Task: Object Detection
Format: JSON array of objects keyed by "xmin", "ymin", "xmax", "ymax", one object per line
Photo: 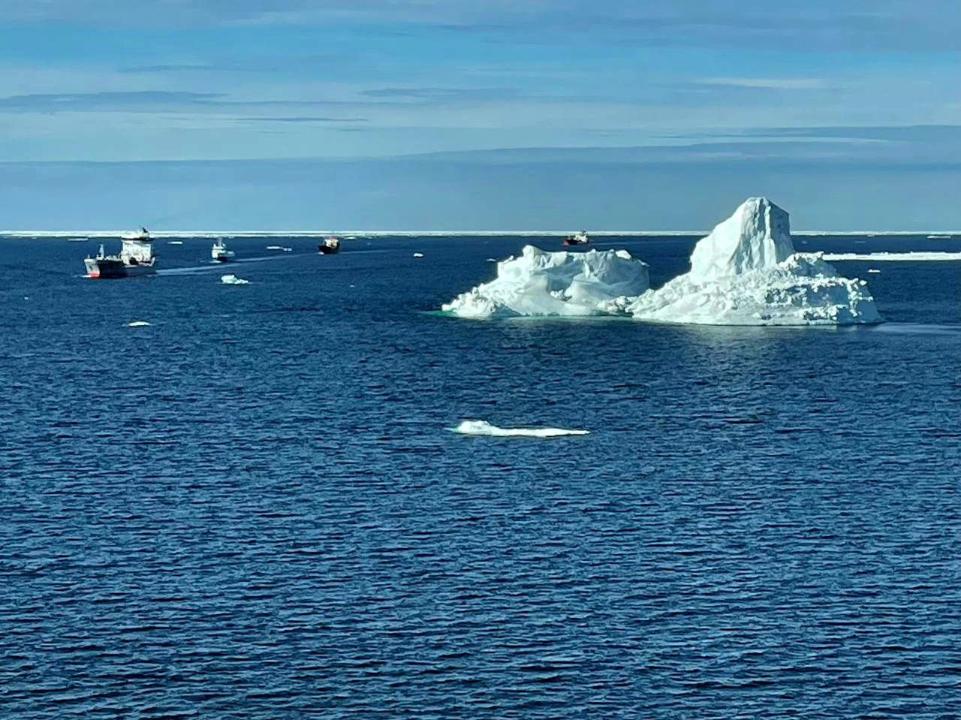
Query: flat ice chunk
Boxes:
[
  {"xmin": 221, "ymin": 274, "xmax": 249, "ymax": 285},
  {"xmin": 127, "ymin": 321, "xmax": 151, "ymax": 327},
  {"xmin": 443, "ymin": 245, "xmax": 650, "ymax": 318},
  {"xmin": 823, "ymin": 252, "xmax": 961, "ymax": 262},
  {"xmin": 618, "ymin": 198, "xmax": 881, "ymax": 326},
  {"xmin": 452, "ymin": 420, "xmax": 589, "ymax": 437}
]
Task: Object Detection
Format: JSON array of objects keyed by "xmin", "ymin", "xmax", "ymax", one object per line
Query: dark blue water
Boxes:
[{"xmin": 2, "ymin": 234, "xmax": 961, "ymax": 718}]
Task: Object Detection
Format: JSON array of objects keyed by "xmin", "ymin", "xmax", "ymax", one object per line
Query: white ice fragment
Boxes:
[
  {"xmin": 442, "ymin": 245, "xmax": 650, "ymax": 318},
  {"xmin": 452, "ymin": 420, "xmax": 589, "ymax": 438},
  {"xmin": 221, "ymin": 274, "xmax": 249, "ymax": 285},
  {"xmin": 413, "ymin": 252, "xmax": 425, "ymax": 258},
  {"xmin": 868, "ymin": 268, "xmax": 881, "ymax": 274},
  {"xmin": 127, "ymin": 321, "xmax": 151, "ymax": 327}
]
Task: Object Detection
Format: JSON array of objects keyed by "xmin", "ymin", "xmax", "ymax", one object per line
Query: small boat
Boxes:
[
  {"xmin": 318, "ymin": 236, "xmax": 341, "ymax": 255},
  {"xmin": 84, "ymin": 228, "xmax": 157, "ymax": 279},
  {"xmin": 211, "ymin": 238, "xmax": 235, "ymax": 262},
  {"xmin": 563, "ymin": 230, "xmax": 590, "ymax": 246}
]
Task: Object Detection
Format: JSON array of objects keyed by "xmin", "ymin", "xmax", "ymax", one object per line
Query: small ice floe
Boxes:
[
  {"xmin": 486, "ymin": 257, "xmax": 497, "ymax": 262},
  {"xmin": 167, "ymin": 240, "xmax": 184, "ymax": 245},
  {"xmin": 283, "ymin": 247, "xmax": 293, "ymax": 252},
  {"xmin": 266, "ymin": 245, "xmax": 284, "ymax": 250},
  {"xmin": 127, "ymin": 320, "xmax": 151, "ymax": 327},
  {"xmin": 868, "ymin": 268, "xmax": 881, "ymax": 274},
  {"xmin": 452, "ymin": 420, "xmax": 589, "ymax": 438},
  {"xmin": 413, "ymin": 252, "xmax": 424, "ymax": 258},
  {"xmin": 221, "ymin": 274, "xmax": 249, "ymax": 285}
]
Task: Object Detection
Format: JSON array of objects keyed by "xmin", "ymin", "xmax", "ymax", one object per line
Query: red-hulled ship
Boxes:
[
  {"xmin": 318, "ymin": 236, "xmax": 341, "ymax": 254},
  {"xmin": 84, "ymin": 228, "xmax": 157, "ymax": 279}
]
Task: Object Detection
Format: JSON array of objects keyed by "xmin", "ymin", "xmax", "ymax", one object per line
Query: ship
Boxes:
[
  {"xmin": 563, "ymin": 230, "xmax": 590, "ymax": 246},
  {"xmin": 84, "ymin": 228, "xmax": 157, "ymax": 279},
  {"xmin": 318, "ymin": 235, "xmax": 341, "ymax": 254},
  {"xmin": 211, "ymin": 238, "xmax": 235, "ymax": 262}
]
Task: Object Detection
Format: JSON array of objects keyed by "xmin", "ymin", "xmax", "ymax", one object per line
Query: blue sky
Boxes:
[{"xmin": 2, "ymin": 1, "xmax": 961, "ymax": 229}]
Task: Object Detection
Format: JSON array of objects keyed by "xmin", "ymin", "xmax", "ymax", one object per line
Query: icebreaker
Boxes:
[
  {"xmin": 619, "ymin": 198, "xmax": 881, "ymax": 325},
  {"xmin": 442, "ymin": 245, "xmax": 650, "ymax": 318}
]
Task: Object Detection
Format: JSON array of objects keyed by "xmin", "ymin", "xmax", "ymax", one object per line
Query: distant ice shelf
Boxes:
[{"xmin": 823, "ymin": 252, "xmax": 961, "ymax": 262}]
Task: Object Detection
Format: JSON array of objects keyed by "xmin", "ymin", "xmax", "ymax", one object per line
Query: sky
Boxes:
[{"xmin": 2, "ymin": 0, "xmax": 961, "ymax": 230}]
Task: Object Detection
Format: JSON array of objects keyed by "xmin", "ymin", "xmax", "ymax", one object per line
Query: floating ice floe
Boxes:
[
  {"xmin": 127, "ymin": 320, "xmax": 151, "ymax": 327},
  {"xmin": 443, "ymin": 197, "xmax": 880, "ymax": 326},
  {"xmin": 221, "ymin": 274, "xmax": 249, "ymax": 285},
  {"xmin": 413, "ymin": 252, "xmax": 425, "ymax": 258},
  {"xmin": 452, "ymin": 420, "xmax": 589, "ymax": 438},
  {"xmin": 822, "ymin": 251, "xmax": 961, "ymax": 262},
  {"xmin": 442, "ymin": 245, "xmax": 650, "ymax": 318}
]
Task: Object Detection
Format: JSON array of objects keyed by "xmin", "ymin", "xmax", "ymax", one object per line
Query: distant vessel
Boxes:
[
  {"xmin": 563, "ymin": 231, "xmax": 590, "ymax": 246},
  {"xmin": 319, "ymin": 236, "xmax": 341, "ymax": 254},
  {"xmin": 211, "ymin": 238, "xmax": 235, "ymax": 262},
  {"xmin": 84, "ymin": 228, "xmax": 157, "ymax": 279}
]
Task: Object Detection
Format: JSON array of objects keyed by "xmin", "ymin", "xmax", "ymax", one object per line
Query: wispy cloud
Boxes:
[
  {"xmin": 238, "ymin": 116, "xmax": 369, "ymax": 123},
  {"xmin": 697, "ymin": 77, "xmax": 830, "ymax": 90},
  {"xmin": 0, "ymin": 91, "xmax": 221, "ymax": 112},
  {"xmin": 361, "ymin": 87, "xmax": 518, "ymax": 102},
  {"xmin": 0, "ymin": 91, "xmax": 396, "ymax": 114}
]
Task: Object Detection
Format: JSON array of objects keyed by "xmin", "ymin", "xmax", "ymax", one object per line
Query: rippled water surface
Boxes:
[{"xmin": 2, "ymin": 234, "xmax": 961, "ymax": 718}]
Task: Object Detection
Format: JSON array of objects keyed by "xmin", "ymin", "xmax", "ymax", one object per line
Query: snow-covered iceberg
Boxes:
[
  {"xmin": 442, "ymin": 245, "xmax": 650, "ymax": 318},
  {"xmin": 221, "ymin": 274, "xmax": 249, "ymax": 285},
  {"xmin": 615, "ymin": 197, "xmax": 881, "ymax": 325}
]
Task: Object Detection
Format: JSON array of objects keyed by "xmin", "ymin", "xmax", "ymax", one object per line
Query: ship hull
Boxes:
[
  {"xmin": 318, "ymin": 245, "xmax": 340, "ymax": 255},
  {"xmin": 84, "ymin": 258, "xmax": 156, "ymax": 279}
]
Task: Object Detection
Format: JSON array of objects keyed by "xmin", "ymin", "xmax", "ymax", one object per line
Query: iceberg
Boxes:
[
  {"xmin": 452, "ymin": 420, "xmax": 589, "ymax": 438},
  {"xmin": 618, "ymin": 198, "xmax": 881, "ymax": 325},
  {"xmin": 442, "ymin": 245, "xmax": 650, "ymax": 318},
  {"xmin": 442, "ymin": 198, "xmax": 880, "ymax": 326},
  {"xmin": 127, "ymin": 320, "xmax": 151, "ymax": 327},
  {"xmin": 221, "ymin": 274, "xmax": 249, "ymax": 285}
]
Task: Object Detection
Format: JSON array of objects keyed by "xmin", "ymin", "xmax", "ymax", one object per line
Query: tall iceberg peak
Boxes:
[
  {"xmin": 688, "ymin": 197, "xmax": 794, "ymax": 281},
  {"xmin": 624, "ymin": 197, "xmax": 881, "ymax": 325}
]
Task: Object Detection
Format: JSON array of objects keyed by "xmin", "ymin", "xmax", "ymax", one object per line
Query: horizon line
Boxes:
[{"xmin": 2, "ymin": 230, "xmax": 959, "ymax": 238}]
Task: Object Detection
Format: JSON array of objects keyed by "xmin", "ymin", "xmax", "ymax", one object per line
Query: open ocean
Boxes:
[{"xmin": 2, "ymin": 233, "xmax": 961, "ymax": 718}]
